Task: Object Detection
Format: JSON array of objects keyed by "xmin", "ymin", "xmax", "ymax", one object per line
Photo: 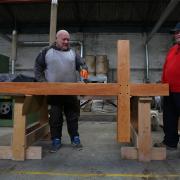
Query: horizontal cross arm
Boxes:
[{"xmin": 0, "ymin": 82, "xmax": 169, "ymax": 96}]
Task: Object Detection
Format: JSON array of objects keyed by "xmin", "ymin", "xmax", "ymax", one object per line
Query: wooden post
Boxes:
[
  {"xmin": 121, "ymin": 97, "xmax": 166, "ymax": 161},
  {"xmin": 49, "ymin": 0, "xmax": 58, "ymax": 45},
  {"xmin": 12, "ymin": 97, "xmax": 26, "ymax": 161},
  {"xmin": 138, "ymin": 97, "xmax": 152, "ymax": 161},
  {"xmin": 117, "ymin": 40, "xmax": 130, "ymax": 142}
]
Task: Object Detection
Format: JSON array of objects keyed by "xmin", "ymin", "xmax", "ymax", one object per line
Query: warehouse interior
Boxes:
[{"xmin": 0, "ymin": 0, "xmax": 180, "ymax": 179}]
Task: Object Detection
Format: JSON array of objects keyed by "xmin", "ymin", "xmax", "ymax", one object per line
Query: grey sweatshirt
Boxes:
[{"xmin": 34, "ymin": 44, "xmax": 87, "ymax": 82}]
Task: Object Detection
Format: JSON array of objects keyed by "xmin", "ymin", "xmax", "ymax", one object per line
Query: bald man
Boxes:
[{"xmin": 34, "ymin": 30, "xmax": 88, "ymax": 152}]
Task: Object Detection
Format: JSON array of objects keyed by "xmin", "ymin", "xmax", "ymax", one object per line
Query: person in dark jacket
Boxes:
[
  {"xmin": 34, "ymin": 30, "xmax": 88, "ymax": 152},
  {"xmin": 154, "ymin": 22, "xmax": 180, "ymax": 150}
]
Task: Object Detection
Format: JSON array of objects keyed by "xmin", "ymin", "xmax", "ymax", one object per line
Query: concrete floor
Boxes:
[{"xmin": 0, "ymin": 115, "xmax": 180, "ymax": 180}]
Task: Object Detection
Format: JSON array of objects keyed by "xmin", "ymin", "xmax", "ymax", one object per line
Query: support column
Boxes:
[
  {"xmin": 11, "ymin": 30, "xmax": 17, "ymax": 74},
  {"xmin": 138, "ymin": 97, "xmax": 152, "ymax": 161},
  {"xmin": 49, "ymin": 0, "xmax": 58, "ymax": 45},
  {"xmin": 12, "ymin": 97, "xmax": 26, "ymax": 161}
]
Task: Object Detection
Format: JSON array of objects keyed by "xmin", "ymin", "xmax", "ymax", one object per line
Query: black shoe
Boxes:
[
  {"xmin": 154, "ymin": 142, "xmax": 177, "ymax": 150},
  {"xmin": 50, "ymin": 138, "xmax": 62, "ymax": 153}
]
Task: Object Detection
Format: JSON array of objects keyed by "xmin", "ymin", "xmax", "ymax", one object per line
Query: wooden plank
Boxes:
[
  {"xmin": 0, "ymin": 82, "xmax": 120, "ymax": 95},
  {"xmin": 0, "ymin": 82, "xmax": 169, "ymax": 96},
  {"xmin": 12, "ymin": 97, "xmax": 26, "ymax": 161},
  {"xmin": 26, "ymin": 123, "xmax": 49, "ymax": 147},
  {"xmin": 117, "ymin": 40, "xmax": 130, "ymax": 84},
  {"xmin": 121, "ymin": 147, "xmax": 166, "ymax": 160},
  {"xmin": 0, "ymin": 146, "xmax": 42, "ymax": 160},
  {"xmin": 121, "ymin": 147, "xmax": 137, "ymax": 160},
  {"xmin": 26, "ymin": 146, "xmax": 42, "ymax": 159},
  {"xmin": 131, "ymin": 83, "xmax": 169, "ymax": 96},
  {"xmin": 151, "ymin": 147, "xmax": 166, "ymax": 160},
  {"xmin": 118, "ymin": 92, "xmax": 130, "ymax": 142},
  {"xmin": 26, "ymin": 122, "xmax": 41, "ymax": 134},
  {"xmin": 0, "ymin": 146, "xmax": 12, "ymax": 159},
  {"xmin": 138, "ymin": 97, "xmax": 152, "ymax": 162},
  {"xmin": 117, "ymin": 40, "xmax": 130, "ymax": 142}
]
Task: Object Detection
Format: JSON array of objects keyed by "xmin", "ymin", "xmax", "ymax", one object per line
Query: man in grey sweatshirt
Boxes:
[{"xmin": 34, "ymin": 30, "xmax": 88, "ymax": 152}]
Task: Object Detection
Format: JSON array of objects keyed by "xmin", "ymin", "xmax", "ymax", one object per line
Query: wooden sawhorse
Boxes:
[
  {"xmin": 0, "ymin": 95, "xmax": 49, "ymax": 160},
  {"xmin": 121, "ymin": 97, "xmax": 166, "ymax": 161}
]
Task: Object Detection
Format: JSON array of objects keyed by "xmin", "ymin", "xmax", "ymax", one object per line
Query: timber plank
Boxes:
[
  {"xmin": 0, "ymin": 82, "xmax": 168, "ymax": 96},
  {"xmin": 138, "ymin": 97, "xmax": 152, "ymax": 162},
  {"xmin": 12, "ymin": 97, "xmax": 26, "ymax": 161},
  {"xmin": 26, "ymin": 123, "xmax": 49, "ymax": 147},
  {"xmin": 118, "ymin": 92, "xmax": 130, "ymax": 142},
  {"xmin": 117, "ymin": 40, "xmax": 130, "ymax": 84},
  {"xmin": 0, "ymin": 146, "xmax": 42, "ymax": 160},
  {"xmin": 26, "ymin": 146, "xmax": 42, "ymax": 159},
  {"xmin": 117, "ymin": 40, "xmax": 130, "ymax": 142},
  {"xmin": 0, "ymin": 82, "xmax": 120, "ymax": 95},
  {"xmin": 131, "ymin": 83, "xmax": 169, "ymax": 96},
  {"xmin": 0, "ymin": 146, "xmax": 12, "ymax": 159},
  {"xmin": 121, "ymin": 147, "xmax": 166, "ymax": 160}
]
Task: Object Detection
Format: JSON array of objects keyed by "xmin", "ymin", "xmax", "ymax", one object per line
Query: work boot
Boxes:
[
  {"xmin": 71, "ymin": 136, "xmax": 82, "ymax": 148},
  {"xmin": 154, "ymin": 142, "xmax": 177, "ymax": 150},
  {"xmin": 50, "ymin": 138, "xmax": 61, "ymax": 153}
]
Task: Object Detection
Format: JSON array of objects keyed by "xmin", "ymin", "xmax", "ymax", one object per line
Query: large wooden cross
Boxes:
[{"xmin": 0, "ymin": 40, "xmax": 168, "ymax": 161}]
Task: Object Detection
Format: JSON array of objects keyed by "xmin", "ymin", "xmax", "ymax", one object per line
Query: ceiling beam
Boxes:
[{"xmin": 146, "ymin": 0, "xmax": 180, "ymax": 43}]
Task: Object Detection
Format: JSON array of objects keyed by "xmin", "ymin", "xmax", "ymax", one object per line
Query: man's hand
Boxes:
[{"xmin": 80, "ymin": 69, "xmax": 88, "ymax": 79}]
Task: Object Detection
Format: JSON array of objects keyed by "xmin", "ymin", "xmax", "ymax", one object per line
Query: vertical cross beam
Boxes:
[{"xmin": 117, "ymin": 40, "xmax": 130, "ymax": 142}]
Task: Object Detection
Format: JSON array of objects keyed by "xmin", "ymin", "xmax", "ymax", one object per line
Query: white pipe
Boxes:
[
  {"xmin": 49, "ymin": 0, "xmax": 58, "ymax": 45},
  {"xmin": 145, "ymin": 43, "xmax": 150, "ymax": 82},
  {"xmin": 11, "ymin": 30, "xmax": 17, "ymax": 74}
]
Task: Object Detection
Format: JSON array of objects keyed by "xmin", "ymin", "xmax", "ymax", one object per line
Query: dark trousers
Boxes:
[
  {"xmin": 47, "ymin": 95, "xmax": 80, "ymax": 141},
  {"xmin": 163, "ymin": 92, "xmax": 180, "ymax": 147}
]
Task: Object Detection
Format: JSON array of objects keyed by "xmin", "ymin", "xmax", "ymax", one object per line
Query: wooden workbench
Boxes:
[{"xmin": 0, "ymin": 40, "xmax": 169, "ymax": 161}]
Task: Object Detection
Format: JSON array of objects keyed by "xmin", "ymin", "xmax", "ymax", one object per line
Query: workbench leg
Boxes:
[
  {"xmin": 121, "ymin": 97, "xmax": 166, "ymax": 161},
  {"xmin": 12, "ymin": 97, "xmax": 26, "ymax": 161},
  {"xmin": 138, "ymin": 97, "xmax": 152, "ymax": 161}
]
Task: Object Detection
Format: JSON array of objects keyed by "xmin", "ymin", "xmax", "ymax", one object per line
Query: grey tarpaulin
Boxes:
[{"xmin": 0, "ymin": 74, "xmax": 36, "ymax": 82}]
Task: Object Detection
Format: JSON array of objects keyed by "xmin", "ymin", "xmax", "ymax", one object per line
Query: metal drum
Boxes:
[{"xmin": 85, "ymin": 55, "xmax": 96, "ymax": 76}]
